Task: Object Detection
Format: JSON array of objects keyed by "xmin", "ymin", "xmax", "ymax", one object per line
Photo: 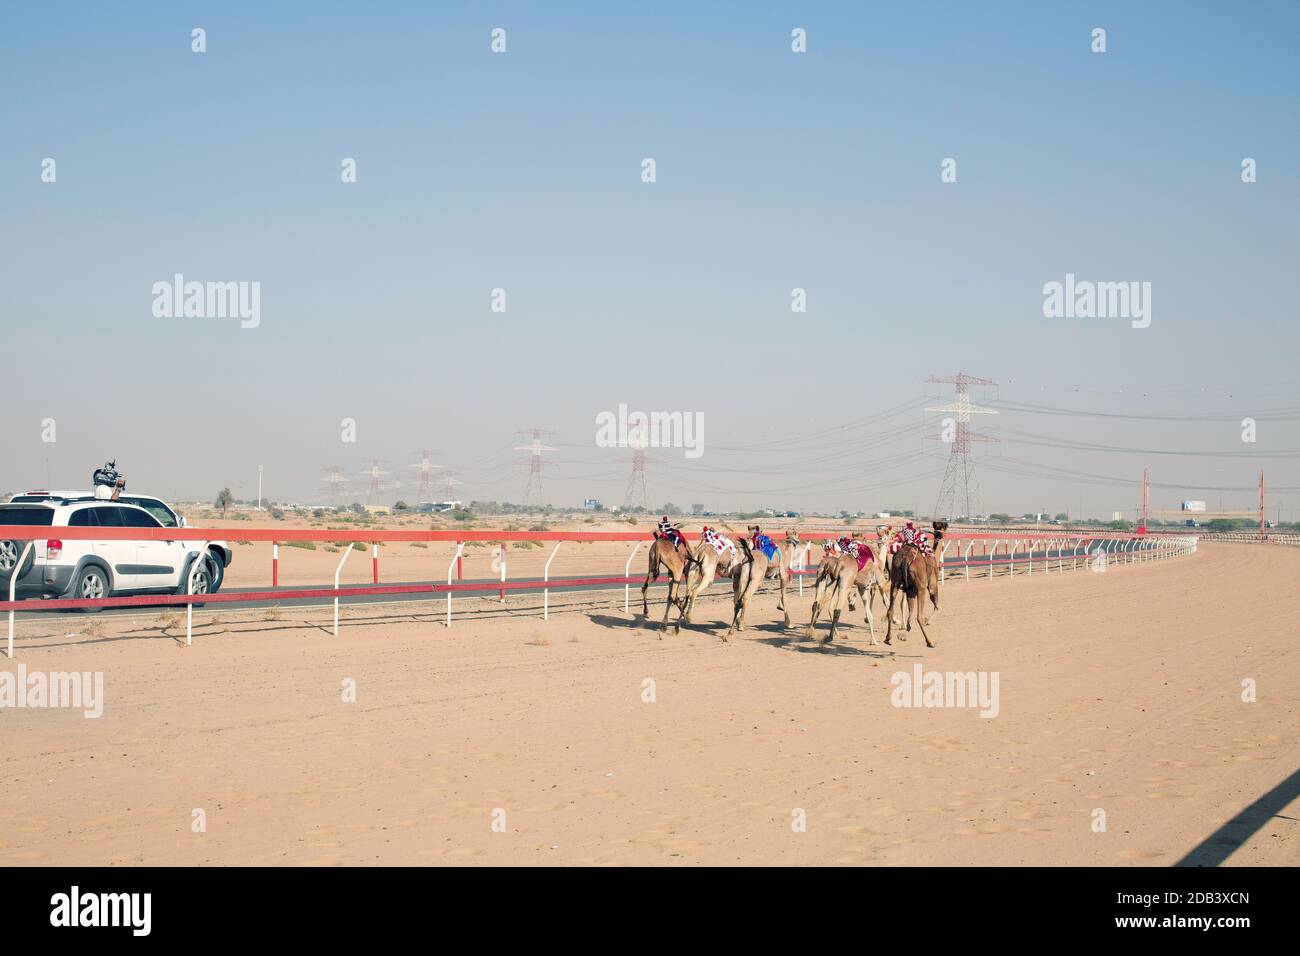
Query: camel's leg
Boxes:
[
  {"xmin": 884, "ymin": 584, "xmax": 897, "ymax": 645},
  {"xmin": 659, "ymin": 578, "xmax": 677, "ymax": 633},
  {"xmin": 914, "ymin": 597, "xmax": 936, "ymax": 648},
  {"xmin": 776, "ymin": 566, "xmax": 788, "ymax": 611},
  {"xmin": 723, "ymin": 569, "xmax": 747, "ymax": 640},
  {"xmin": 805, "ymin": 572, "xmax": 834, "ymax": 639},
  {"xmin": 724, "ymin": 599, "xmax": 740, "ymax": 640},
  {"xmin": 671, "ymin": 574, "xmax": 692, "ymax": 634},
  {"xmin": 926, "ymin": 574, "xmax": 940, "ymax": 624},
  {"xmin": 724, "ymin": 594, "xmax": 745, "ymax": 641},
  {"xmin": 825, "ymin": 607, "xmax": 842, "ymax": 645},
  {"xmin": 641, "ymin": 571, "xmax": 654, "ymax": 618},
  {"xmin": 861, "ymin": 583, "xmax": 876, "ymax": 644},
  {"xmin": 684, "ymin": 562, "xmax": 715, "ymax": 624},
  {"xmin": 804, "ymin": 599, "xmax": 821, "ymax": 640},
  {"xmin": 822, "ymin": 574, "xmax": 847, "ymax": 644}
]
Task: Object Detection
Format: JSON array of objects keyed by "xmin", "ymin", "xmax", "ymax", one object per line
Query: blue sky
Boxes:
[{"xmin": 2, "ymin": 2, "xmax": 1297, "ymax": 517}]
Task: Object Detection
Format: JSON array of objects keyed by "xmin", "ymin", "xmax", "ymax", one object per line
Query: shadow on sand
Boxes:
[{"xmin": 1176, "ymin": 767, "xmax": 1300, "ymax": 866}]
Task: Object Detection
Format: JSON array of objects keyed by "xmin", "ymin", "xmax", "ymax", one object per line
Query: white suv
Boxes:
[
  {"xmin": 7, "ymin": 490, "xmax": 231, "ymax": 592},
  {"xmin": 0, "ymin": 500, "xmax": 224, "ymax": 610}
]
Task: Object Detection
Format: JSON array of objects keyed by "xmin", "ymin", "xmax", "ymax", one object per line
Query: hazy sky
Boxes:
[{"xmin": 2, "ymin": 2, "xmax": 1297, "ymax": 518}]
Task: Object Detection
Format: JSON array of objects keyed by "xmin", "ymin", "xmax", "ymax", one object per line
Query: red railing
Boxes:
[{"xmin": 1, "ymin": 525, "xmax": 1183, "ymax": 620}]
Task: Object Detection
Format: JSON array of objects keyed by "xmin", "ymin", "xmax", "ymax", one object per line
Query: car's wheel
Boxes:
[
  {"xmin": 0, "ymin": 539, "xmax": 35, "ymax": 581},
  {"xmin": 205, "ymin": 550, "xmax": 225, "ymax": 593},
  {"xmin": 176, "ymin": 562, "xmax": 212, "ymax": 601},
  {"xmin": 73, "ymin": 565, "xmax": 110, "ymax": 613}
]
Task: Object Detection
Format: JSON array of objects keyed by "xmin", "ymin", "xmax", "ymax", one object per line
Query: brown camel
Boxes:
[
  {"xmin": 722, "ymin": 528, "xmax": 794, "ymax": 640},
  {"xmin": 884, "ymin": 521, "xmax": 946, "ymax": 648},
  {"xmin": 640, "ymin": 534, "xmax": 697, "ymax": 633},
  {"xmin": 865, "ymin": 529, "xmax": 902, "ymax": 626},
  {"xmin": 805, "ymin": 544, "xmax": 890, "ymax": 645},
  {"xmin": 678, "ymin": 535, "xmax": 740, "ymax": 628}
]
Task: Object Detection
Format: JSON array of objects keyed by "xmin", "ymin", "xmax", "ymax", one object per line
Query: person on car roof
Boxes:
[{"xmin": 91, "ymin": 460, "xmax": 125, "ymax": 502}]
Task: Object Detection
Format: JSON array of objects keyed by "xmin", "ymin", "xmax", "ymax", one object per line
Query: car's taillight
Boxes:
[{"xmin": 46, "ymin": 539, "xmax": 62, "ymax": 560}]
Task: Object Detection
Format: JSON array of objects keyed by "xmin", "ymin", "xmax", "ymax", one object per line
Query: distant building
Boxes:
[
  {"xmin": 365, "ymin": 504, "xmax": 391, "ymax": 515},
  {"xmin": 583, "ymin": 498, "xmax": 602, "ymax": 511}
]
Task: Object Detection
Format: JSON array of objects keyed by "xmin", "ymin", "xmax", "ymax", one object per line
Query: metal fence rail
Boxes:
[{"xmin": 0, "ymin": 525, "xmax": 1196, "ymax": 656}]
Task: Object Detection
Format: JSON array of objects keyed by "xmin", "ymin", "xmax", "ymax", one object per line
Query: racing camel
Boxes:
[
  {"xmin": 677, "ymin": 527, "xmax": 740, "ymax": 629},
  {"xmin": 805, "ymin": 538, "xmax": 890, "ymax": 645},
  {"xmin": 722, "ymin": 527, "xmax": 797, "ymax": 640},
  {"xmin": 640, "ymin": 528, "xmax": 698, "ymax": 634},
  {"xmin": 884, "ymin": 521, "xmax": 946, "ymax": 649},
  {"xmin": 851, "ymin": 529, "xmax": 900, "ymax": 626}
]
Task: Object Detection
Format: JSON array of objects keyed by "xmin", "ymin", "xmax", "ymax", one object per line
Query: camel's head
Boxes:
[
  {"xmin": 785, "ymin": 530, "xmax": 801, "ymax": 547},
  {"xmin": 932, "ymin": 520, "xmax": 948, "ymax": 541},
  {"xmin": 747, "ymin": 524, "xmax": 762, "ymax": 537}
]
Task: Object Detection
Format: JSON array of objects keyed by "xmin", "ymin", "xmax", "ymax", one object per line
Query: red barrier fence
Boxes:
[
  {"xmin": 0, "ymin": 525, "xmax": 1140, "ymax": 544},
  {"xmin": 1, "ymin": 524, "xmax": 1195, "ymax": 657}
]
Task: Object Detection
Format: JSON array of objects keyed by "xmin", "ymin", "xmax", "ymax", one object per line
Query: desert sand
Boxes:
[{"xmin": 1, "ymin": 540, "xmax": 1296, "ymax": 866}]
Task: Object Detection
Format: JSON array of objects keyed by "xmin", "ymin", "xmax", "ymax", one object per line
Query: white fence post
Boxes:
[
  {"xmin": 186, "ymin": 541, "xmax": 212, "ymax": 647},
  {"xmin": 624, "ymin": 542, "xmax": 643, "ymax": 614},
  {"xmin": 963, "ymin": 541, "xmax": 973, "ymax": 581},
  {"xmin": 939, "ymin": 540, "xmax": 950, "ymax": 583},
  {"xmin": 498, "ymin": 542, "xmax": 508, "ymax": 604},
  {"xmin": 543, "ymin": 542, "xmax": 562, "ymax": 621},
  {"xmin": 445, "ymin": 541, "xmax": 465, "ymax": 628},
  {"xmin": 7, "ymin": 540, "xmax": 34, "ymax": 659},
  {"xmin": 332, "ymin": 543, "xmax": 352, "ymax": 637}
]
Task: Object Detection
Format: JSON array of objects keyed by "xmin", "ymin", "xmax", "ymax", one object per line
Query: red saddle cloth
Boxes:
[
  {"xmin": 854, "ymin": 544, "xmax": 874, "ymax": 571},
  {"xmin": 657, "ymin": 529, "xmax": 686, "ymax": 551}
]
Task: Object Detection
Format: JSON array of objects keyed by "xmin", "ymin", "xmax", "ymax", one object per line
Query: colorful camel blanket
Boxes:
[
  {"xmin": 753, "ymin": 534, "xmax": 778, "ymax": 561},
  {"xmin": 701, "ymin": 528, "xmax": 736, "ymax": 558},
  {"xmin": 850, "ymin": 542, "xmax": 874, "ymax": 571},
  {"xmin": 888, "ymin": 524, "xmax": 933, "ymax": 556},
  {"xmin": 656, "ymin": 527, "xmax": 687, "ymax": 550}
]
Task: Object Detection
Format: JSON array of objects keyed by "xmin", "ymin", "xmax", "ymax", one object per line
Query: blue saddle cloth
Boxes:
[{"xmin": 754, "ymin": 534, "xmax": 778, "ymax": 561}]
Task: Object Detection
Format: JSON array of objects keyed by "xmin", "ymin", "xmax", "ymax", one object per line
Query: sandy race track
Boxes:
[{"xmin": 1, "ymin": 542, "xmax": 1296, "ymax": 867}]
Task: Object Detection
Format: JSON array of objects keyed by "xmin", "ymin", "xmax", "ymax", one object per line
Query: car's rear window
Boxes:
[{"xmin": 0, "ymin": 506, "xmax": 56, "ymax": 526}]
